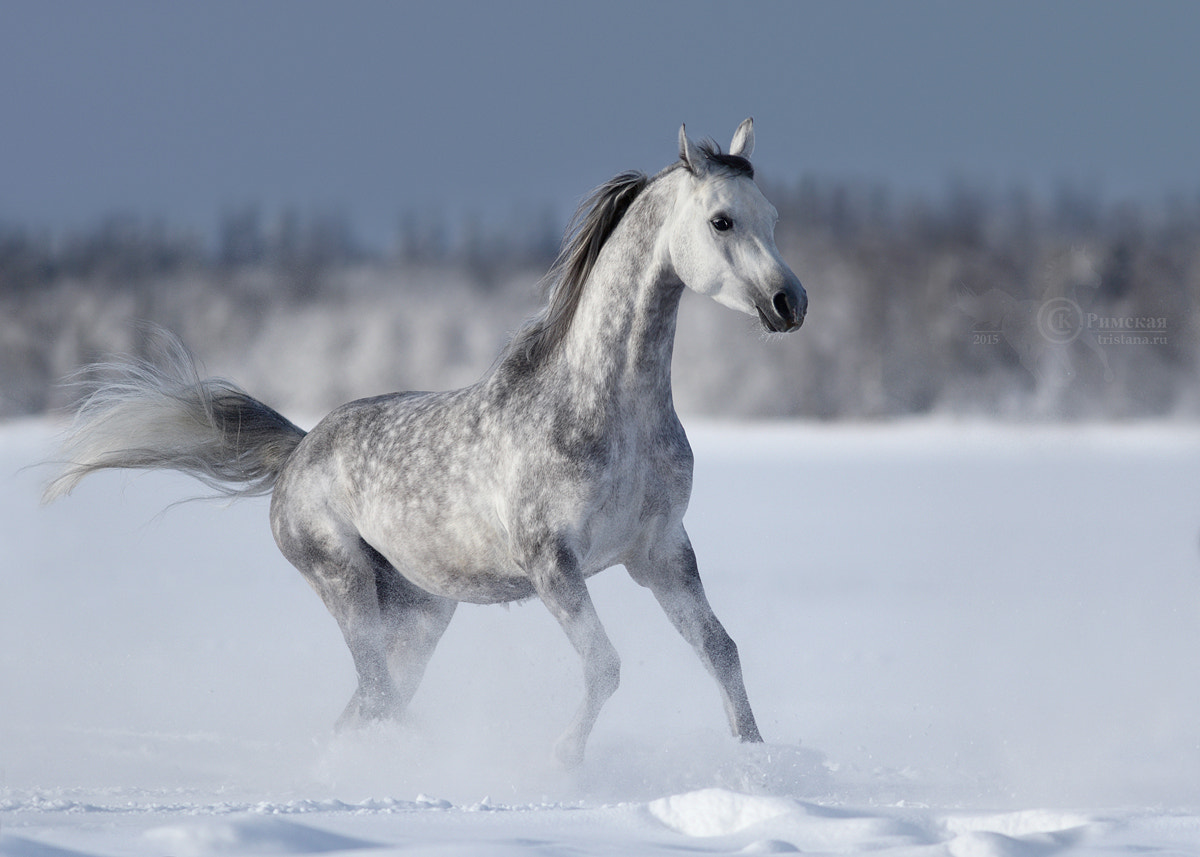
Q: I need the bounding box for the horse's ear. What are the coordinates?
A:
[730,117,754,158]
[678,124,705,174]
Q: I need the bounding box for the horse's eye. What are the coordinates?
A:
[711,216,733,232]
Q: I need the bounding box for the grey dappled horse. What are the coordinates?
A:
[46,119,807,767]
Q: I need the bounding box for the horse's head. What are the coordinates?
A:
[668,118,806,333]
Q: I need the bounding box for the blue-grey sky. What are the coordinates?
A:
[3,0,1198,250]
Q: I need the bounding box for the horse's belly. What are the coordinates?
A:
[360,515,536,605]
[397,561,537,604]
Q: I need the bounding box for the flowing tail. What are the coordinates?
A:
[43,330,306,503]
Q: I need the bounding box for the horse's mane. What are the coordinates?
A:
[502,141,750,370]
[506,170,650,367]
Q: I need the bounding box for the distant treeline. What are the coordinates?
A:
[2,180,1197,420]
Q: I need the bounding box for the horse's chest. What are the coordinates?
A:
[572,437,692,566]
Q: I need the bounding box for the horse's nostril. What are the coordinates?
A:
[772,290,793,321]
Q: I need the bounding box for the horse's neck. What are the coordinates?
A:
[559,193,682,421]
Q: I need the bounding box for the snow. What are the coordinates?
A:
[3,418,1200,855]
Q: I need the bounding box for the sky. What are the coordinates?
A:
[2,0,1199,251]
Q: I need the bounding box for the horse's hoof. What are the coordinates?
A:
[552,737,585,770]
[334,691,399,733]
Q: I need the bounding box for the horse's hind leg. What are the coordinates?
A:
[276,524,456,730]
[271,511,397,728]
[364,541,457,714]
[627,527,762,743]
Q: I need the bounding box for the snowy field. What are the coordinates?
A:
[3,418,1200,855]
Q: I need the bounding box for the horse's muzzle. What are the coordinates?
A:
[758,280,807,333]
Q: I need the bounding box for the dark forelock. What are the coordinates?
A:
[695,140,754,179]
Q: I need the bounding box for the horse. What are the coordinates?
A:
[44,118,807,767]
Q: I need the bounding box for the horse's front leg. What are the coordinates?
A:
[627,527,762,743]
[530,540,621,768]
